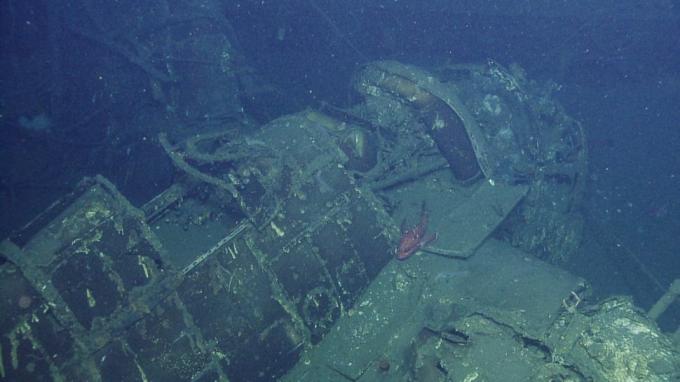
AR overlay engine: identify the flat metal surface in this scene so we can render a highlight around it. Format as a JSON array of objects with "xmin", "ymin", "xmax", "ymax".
[
  {"xmin": 428, "ymin": 180, "xmax": 529, "ymax": 258},
  {"xmin": 283, "ymin": 239, "xmax": 584, "ymax": 381}
]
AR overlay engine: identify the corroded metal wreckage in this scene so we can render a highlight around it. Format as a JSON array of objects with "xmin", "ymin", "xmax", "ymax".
[{"xmin": 2, "ymin": 61, "xmax": 676, "ymax": 382}]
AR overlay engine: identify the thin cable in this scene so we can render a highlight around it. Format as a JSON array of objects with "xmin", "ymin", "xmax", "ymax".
[{"xmin": 307, "ymin": 0, "xmax": 368, "ymax": 62}]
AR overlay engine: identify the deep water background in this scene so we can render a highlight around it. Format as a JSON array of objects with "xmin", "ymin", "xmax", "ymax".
[{"xmin": 1, "ymin": 0, "xmax": 679, "ymax": 329}]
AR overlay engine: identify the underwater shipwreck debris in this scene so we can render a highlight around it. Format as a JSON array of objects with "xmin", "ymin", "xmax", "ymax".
[
  {"xmin": 0, "ymin": 57, "xmax": 616, "ymax": 381},
  {"xmin": 356, "ymin": 61, "xmax": 485, "ymax": 182}
]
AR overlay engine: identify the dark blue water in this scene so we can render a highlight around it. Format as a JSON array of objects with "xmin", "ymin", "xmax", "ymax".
[{"xmin": 1, "ymin": 1, "xmax": 679, "ymax": 379}]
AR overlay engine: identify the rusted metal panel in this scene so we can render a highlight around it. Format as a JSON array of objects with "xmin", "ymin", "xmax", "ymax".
[{"xmin": 0, "ymin": 112, "xmax": 398, "ymax": 381}]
